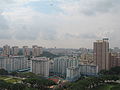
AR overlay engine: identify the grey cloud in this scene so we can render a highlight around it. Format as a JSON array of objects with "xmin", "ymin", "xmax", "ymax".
[
  {"xmin": 14, "ymin": 25, "xmax": 40, "ymax": 40},
  {"xmin": 0, "ymin": 14, "xmax": 11, "ymax": 39},
  {"xmin": 41, "ymin": 28, "xmax": 57, "ymax": 40},
  {"xmin": 80, "ymin": 33, "xmax": 99, "ymax": 39}
]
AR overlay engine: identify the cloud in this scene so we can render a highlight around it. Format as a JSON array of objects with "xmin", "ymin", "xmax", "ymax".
[
  {"xmin": 0, "ymin": 0, "xmax": 120, "ymax": 48},
  {"xmin": 58, "ymin": 0, "xmax": 120, "ymax": 15}
]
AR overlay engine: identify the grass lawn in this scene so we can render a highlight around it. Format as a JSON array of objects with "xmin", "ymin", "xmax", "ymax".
[{"xmin": 0, "ymin": 76, "xmax": 23, "ymax": 83}]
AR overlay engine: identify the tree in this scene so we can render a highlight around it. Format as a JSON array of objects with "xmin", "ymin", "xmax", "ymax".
[
  {"xmin": 23, "ymin": 77, "xmax": 56, "ymax": 90},
  {"xmin": 0, "ymin": 69, "xmax": 8, "ymax": 75},
  {"xmin": 109, "ymin": 66, "xmax": 120, "ymax": 75},
  {"xmin": 10, "ymin": 71, "xmax": 18, "ymax": 76},
  {"xmin": 11, "ymin": 83, "xmax": 26, "ymax": 90}
]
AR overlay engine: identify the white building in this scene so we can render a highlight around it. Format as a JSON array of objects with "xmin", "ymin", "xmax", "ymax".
[
  {"xmin": 0, "ymin": 56, "xmax": 30, "ymax": 72},
  {"xmin": 79, "ymin": 64, "xmax": 98, "ymax": 76},
  {"xmin": 53, "ymin": 56, "xmax": 79, "ymax": 78},
  {"xmin": 66, "ymin": 66, "xmax": 80, "ymax": 81},
  {"xmin": 31, "ymin": 57, "xmax": 49, "ymax": 77}
]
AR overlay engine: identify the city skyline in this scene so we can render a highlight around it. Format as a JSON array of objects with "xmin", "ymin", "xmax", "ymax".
[{"xmin": 0, "ymin": 0, "xmax": 120, "ymax": 48}]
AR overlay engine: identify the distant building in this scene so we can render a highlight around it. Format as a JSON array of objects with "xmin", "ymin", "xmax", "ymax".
[
  {"xmin": 53, "ymin": 56, "xmax": 79, "ymax": 78},
  {"xmin": 93, "ymin": 38, "xmax": 109, "ymax": 71},
  {"xmin": 32, "ymin": 45, "xmax": 43, "ymax": 57},
  {"xmin": 31, "ymin": 57, "xmax": 49, "ymax": 77},
  {"xmin": 2, "ymin": 45, "xmax": 10, "ymax": 56},
  {"xmin": 11, "ymin": 46, "xmax": 19, "ymax": 56},
  {"xmin": 66, "ymin": 66, "xmax": 80, "ymax": 81},
  {"xmin": 80, "ymin": 53, "xmax": 93, "ymax": 65},
  {"xmin": 23, "ymin": 46, "xmax": 30, "ymax": 56}
]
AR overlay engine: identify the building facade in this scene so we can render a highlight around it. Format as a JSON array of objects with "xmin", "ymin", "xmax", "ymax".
[{"xmin": 53, "ymin": 56, "xmax": 79, "ymax": 78}]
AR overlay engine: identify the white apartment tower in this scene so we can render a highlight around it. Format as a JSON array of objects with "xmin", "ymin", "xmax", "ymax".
[{"xmin": 31, "ymin": 57, "xmax": 49, "ymax": 77}]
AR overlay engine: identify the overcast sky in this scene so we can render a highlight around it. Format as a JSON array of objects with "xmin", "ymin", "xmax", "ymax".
[{"xmin": 0, "ymin": 0, "xmax": 120, "ymax": 48}]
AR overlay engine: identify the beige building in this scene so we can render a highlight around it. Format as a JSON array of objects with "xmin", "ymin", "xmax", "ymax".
[
  {"xmin": 80, "ymin": 53, "xmax": 93, "ymax": 65},
  {"xmin": 23, "ymin": 46, "xmax": 30, "ymax": 56},
  {"xmin": 93, "ymin": 38, "xmax": 109, "ymax": 71},
  {"xmin": 31, "ymin": 57, "xmax": 49, "ymax": 77}
]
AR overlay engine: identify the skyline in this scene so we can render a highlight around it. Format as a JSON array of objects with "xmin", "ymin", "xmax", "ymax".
[{"xmin": 0, "ymin": 0, "xmax": 120, "ymax": 48}]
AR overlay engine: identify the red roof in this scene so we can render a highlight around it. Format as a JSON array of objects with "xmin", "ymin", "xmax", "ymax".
[{"xmin": 48, "ymin": 78, "xmax": 59, "ymax": 83}]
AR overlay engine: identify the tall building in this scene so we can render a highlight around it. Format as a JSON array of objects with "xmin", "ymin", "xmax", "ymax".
[
  {"xmin": 23, "ymin": 46, "xmax": 30, "ymax": 56},
  {"xmin": 93, "ymin": 38, "xmax": 109, "ymax": 71},
  {"xmin": 32, "ymin": 45, "xmax": 43, "ymax": 57},
  {"xmin": 11, "ymin": 46, "xmax": 19, "ymax": 56},
  {"xmin": 31, "ymin": 57, "xmax": 49, "ymax": 77},
  {"xmin": 2, "ymin": 45, "xmax": 10, "ymax": 56}
]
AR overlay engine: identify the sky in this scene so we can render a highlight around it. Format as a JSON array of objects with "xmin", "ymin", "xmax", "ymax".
[{"xmin": 0, "ymin": 0, "xmax": 120, "ymax": 48}]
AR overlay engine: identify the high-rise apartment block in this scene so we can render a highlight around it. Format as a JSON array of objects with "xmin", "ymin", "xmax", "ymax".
[
  {"xmin": 23, "ymin": 46, "xmax": 30, "ymax": 56},
  {"xmin": 2, "ymin": 45, "xmax": 10, "ymax": 56},
  {"xmin": 31, "ymin": 57, "xmax": 49, "ymax": 77},
  {"xmin": 93, "ymin": 38, "xmax": 109, "ymax": 71},
  {"xmin": 32, "ymin": 45, "xmax": 43, "ymax": 57},
  {"xmin": 0, "ymin": 56, "xmax": 29, "ymax": 72},
  {"xmin": 11, "ymin": 46, "xmax": 19, "ymax": 56}
]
